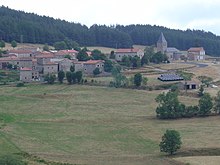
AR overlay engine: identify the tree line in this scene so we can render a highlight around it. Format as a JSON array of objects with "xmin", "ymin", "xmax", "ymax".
[
  {"xmin": 1, "ymin": 6, "xmax": 220, "ymax": 55},
  {"xmin": 155, "ymin": 90, "xmax": 220, "ymax": 119}
]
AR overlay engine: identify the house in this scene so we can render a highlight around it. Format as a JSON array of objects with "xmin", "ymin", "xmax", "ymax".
[
  {"xmin": 20, "ymin": 67, "xmax": 32, "ymax": 82},
  {"xmin": 51, "ymin": 58, "xmax": 73, "ymax": 72},
  {"xmin": 42, "ymin": 62, "xmax": 58, "ymax": 75},
  {"xmin": 166, "ymin": 47, "xmax": 180, "ymax": 60},
  {"xmin": 0, "ymin": 57, "xmax": 32, "ymax": 69},
  {"xmin": 35, "ymin": 52, "xmax": 55, "ymax": 74},
  {"xmin": 58, "ymin": 58, "xmax": 73, "ymax": 72},
  {"xmin": 74, "ymin": 60, "xmax": 104, "ymax": 74},
  {"xmin": 8, "ymin": 49, "xmax": 34, "ymax": 58},
  {"xmin": 187, "ymin": 47, "xmax": 205, "ymax": 61},
  {"xmin": 178, "ymin": 81, "xmax": 198, "ymax": 90},
  {"xmin": 115, "ymin": 48, "xmax": 144, "ymax": 61}
]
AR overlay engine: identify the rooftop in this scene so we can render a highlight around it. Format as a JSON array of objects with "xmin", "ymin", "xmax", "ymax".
[
  {"xmin": 157, "ymin": 32, "xmax": 167, "ymax": 44},
  {"xmin": 188, "ymin": 47, "xmax": 204, "ymax": 52}
]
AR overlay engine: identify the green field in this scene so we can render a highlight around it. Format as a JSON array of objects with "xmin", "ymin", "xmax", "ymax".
[{"xmin": 0, "ymin": 84, "xmax": 219, "ymax": 165}]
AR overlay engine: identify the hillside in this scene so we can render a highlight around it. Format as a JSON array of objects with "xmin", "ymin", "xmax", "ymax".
[{"xmin": 1, "ymin": 6, "xmax": 220, "ymax": 56}]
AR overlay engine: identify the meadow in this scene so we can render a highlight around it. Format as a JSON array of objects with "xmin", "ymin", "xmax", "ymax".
[{"xmin": 0, "ymin": 84, "xmax": 219, "ymax": 165}]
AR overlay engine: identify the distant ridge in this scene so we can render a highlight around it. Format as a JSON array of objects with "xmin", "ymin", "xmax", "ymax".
[{"xmin": 1, "ymin": 6, "xmax": 220, "ymax": 56}]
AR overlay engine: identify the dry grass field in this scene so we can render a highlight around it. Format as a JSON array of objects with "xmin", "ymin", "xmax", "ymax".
[{"xmin": 0, "ymin": 84, "xmax": 219, "ymax": 165}]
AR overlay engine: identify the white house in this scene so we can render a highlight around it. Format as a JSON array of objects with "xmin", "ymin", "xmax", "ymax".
[
  {"xmin": 115, "ymin": 48, "xmax": 144, "ymax": 61},
  {"xmin": 187, "ymin": 47, "xmax": 205, "ymax": 61}
]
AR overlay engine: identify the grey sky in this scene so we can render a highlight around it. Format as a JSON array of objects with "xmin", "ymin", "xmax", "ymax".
[{"xmin": 1, "ymin": 0, "xmax": 220, "ymax": 35}]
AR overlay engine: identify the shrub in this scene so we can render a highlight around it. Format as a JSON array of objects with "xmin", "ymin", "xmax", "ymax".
[{"xmin": 16, "ymin": 82, "xmax": 25, "ymax": 87}]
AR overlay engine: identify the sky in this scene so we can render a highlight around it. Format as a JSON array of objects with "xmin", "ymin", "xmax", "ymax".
[{"xmin": 1, "ymin": 0, "xmax": 220, "ymax": 35}]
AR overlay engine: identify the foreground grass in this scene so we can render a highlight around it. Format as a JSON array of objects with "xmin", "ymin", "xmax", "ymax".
[{"xmin": 0, "ymin": 84, "xmax": 219, "ymax": 165}]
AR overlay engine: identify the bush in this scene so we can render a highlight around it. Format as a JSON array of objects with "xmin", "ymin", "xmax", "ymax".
[
  {"xmin": 16, "ymin": 82, "xmax": 25, "ymax": 87},
  {"xmin": 183, "ymin": 105, "xmax": 199, "ymax": 118},
  {"xmin": 0, "ymin": 155, "xmax": 27, "ymax": 165}
]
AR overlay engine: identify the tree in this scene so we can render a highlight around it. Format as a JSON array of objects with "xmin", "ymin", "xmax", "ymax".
[
  {"xmin": 0, "ymin": 155, "xmax": 27, "ymax": 165},
  {"xmin": 53, "ymin": 41, "xmax": 67, "ymax": 50},
  {"xmin": 131, "ymin": 56, "xmax": 141, "ymax": 68},
  {"xmin": 150, "ymin": 52, "xmax": 167, "ymax": 64},
  {"xmin": 77, "ymin": 48, "xmax": 90, "ymax": 61},
  {"xmin": 0, "ymin": 40, "xmax": 5, "ymax": 49},
  {"xmin": 160, "ymin": 129, "xmax": 182, "ymax": 155},
  {"xmin": 91, "ymin": 49, "xmax": 106, "ymax": 60},
  {"xmin": 214, "ymin": 91, "xmax": 220, "ymax": 114},
  {"xmin": 198, "ymin": 85, "xmax": 204, "ymax": 97},
  {"xmin": 11, "ymin": 40, "xmax": 17, "ymax": 48},
  {"xmin": 109, "ymin": 50, "xmax": 115, "ymax": 59},
  {"xmin": 197, "ymin": 76, "xmax": 213, "ymax": 87},
  {"xmin": 75, "ymin": 71, "xmax": 83, "ymax": 83},
  {"xmin": 66, "ymin": 71, "xmax": 72, "ymax": 84},
  {"xmin": 7, "ymin": 63, "xmax": 13, "ymax": 69},
  {"xmin": 104, "ymin": 60, "xmax": 113, "ymax": 72},
  {"xmin": 44, "ymin": 74, "xmax": 56, "ymax": 84},
  {"xmin": 58, "ymin": 70, "xmax": 65, "ymax": 83},
  {"xmin": 198, "ymin": 93, "xmax": 213, "ymax": 116},
  {"xmin": 142, "ymin": 46, "xmax": 154, "ymax": 65},
  {"xmin": 122, "ymin": 56, "xmax": 131, "ymax": 67},
  {"xmin": 134, "ymin": 73, "xmax": 142, "ymax": 87},
  {"xmin": 93, "ymin": 67, "xmax": 101, "ymax": 76},
  {"xmin": 70, "ymin": 65, "xmax": 75, "ymax": 72},
  {"xmin": 155, "ymin": 91, "xmax": 185, "ymax": 119},
  {"xmin": 43, "ymin": 44, "xmax": 49, "ymax": 51},
  {"xmin": 64, "ymin": 54, "xmax": 71, "ymax": 60},
  {"xmin": 111, "ymin": 66, "xmax": 127, "ymax": 88}
]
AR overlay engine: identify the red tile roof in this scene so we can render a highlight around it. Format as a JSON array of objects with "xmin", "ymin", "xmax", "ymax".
[
  {"xmin": 115, "ymin": 48, "xmax": 140, "ymax": 53},
  {"xmin": 188, "ymin": 47, "xmax": 204, "ymax": 52},
  {"xmin": 20, "ymin": 67, "xmax": 32, "ymax": 71},
  {"xmin": 83, "ymin": 60, "xmax": 104, "ymax": 65},
  {"xmin": 44, "ymin": 62, "xmax": 57, "ymax": 65},
  {"xmin": 0, "ymin": 57, "xmax": 19, "ymax": 61},
  {"xmin": 8, "ymin": 49, "xmax": 33, "ymax": 54}
]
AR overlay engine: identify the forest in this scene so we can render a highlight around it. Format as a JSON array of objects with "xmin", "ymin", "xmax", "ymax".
[{"xmin": 1, "ymin": 6, "xmax": 220, "ymax": 56}]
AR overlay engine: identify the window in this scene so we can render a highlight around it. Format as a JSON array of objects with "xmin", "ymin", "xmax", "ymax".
[
  {"xmin": 17, "ymin": 62, "xmax": 19, "ymax": 65},
  {"xmin": 52, "ymin": 67, "xmax": 53, "ymax": 69}
]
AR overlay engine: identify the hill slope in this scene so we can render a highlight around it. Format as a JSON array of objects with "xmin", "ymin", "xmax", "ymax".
[{"xmin": 1, "ymin": 6, "xmax": 220, "ymax": 56}]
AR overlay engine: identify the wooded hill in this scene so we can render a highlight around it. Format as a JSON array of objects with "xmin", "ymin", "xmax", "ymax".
[{"xmin": 1, "ymin": 6, "xmax": 220, "ymax": 56}]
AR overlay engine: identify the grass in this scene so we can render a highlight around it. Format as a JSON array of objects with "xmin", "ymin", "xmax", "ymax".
[{"xmin": 0, "ymin": 84, "xmax": 219, "ymax": 165}]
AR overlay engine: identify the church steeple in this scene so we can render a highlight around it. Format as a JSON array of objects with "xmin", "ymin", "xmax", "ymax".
[{"xmin": 157, "ymin": 32, "xmax": 167, "ymax": 53}]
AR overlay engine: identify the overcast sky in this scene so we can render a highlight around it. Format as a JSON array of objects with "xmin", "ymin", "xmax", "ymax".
[{"xmin": 1, "ymin": 0, "xmax": 220, "ymax": 35}]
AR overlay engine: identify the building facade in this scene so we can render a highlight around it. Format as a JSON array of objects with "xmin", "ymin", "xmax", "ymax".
[{"xmin": 115, "ymin": 48, "xmax": 144, "ymax": 61}]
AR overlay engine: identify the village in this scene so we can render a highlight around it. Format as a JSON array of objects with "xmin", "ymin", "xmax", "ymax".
[
  {"xmin": 0, "ymin": 32, "xmax": 208, "ymax": 88},
  {"xmin": 1, "ymin": 32, "xmax": 220, "ymax": 165}
]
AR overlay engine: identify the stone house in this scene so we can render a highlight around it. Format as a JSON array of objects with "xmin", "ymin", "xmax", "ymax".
[
  {"xmin": 54, "ymin": 50, "xmax": 78, "ymax": 60},
  {"xmin": 74, "ymin": 60, "xmax": 104, "ymax": 74},
  {"xmin": 36, "ymin": 53, "xmax": 55, "ymax": 74},
  {"xmin": 0, "ymin": 57, "xmax": 32, "ymax": 69},
  {"xmin": 8, "ymin": 49, "xmax": 34, "ymax": 58},
  {"xmin": 115, "ymin": 48, "xmax": 144, "ymax": 61},
  {"xmin": 187, "ymin": 47, "xmax": 205, "ymax": 61},
  {"xmin": 178, "ymin": 81, "xmax": 198, "ymax": 90},
  {"xmin": 20, "ymin": 67, "xmax": 32, "ymax": 82},
  {"xmin": 58, "ymin": 58, "xmax": 73, "ymax": 72},
  {"xmin": 42, "ymin": 62, "xmax": 58, "ymax": 75}
]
